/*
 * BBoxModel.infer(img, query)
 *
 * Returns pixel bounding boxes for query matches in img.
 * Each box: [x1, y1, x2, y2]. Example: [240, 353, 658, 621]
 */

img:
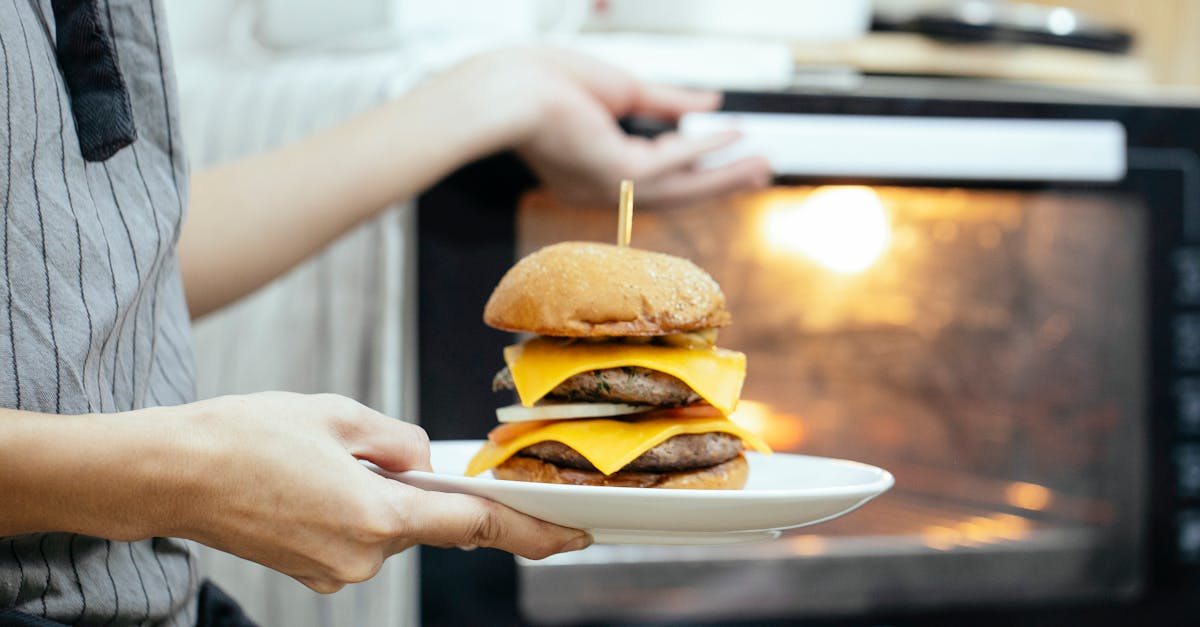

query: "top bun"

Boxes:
[484, 241, 731, 337]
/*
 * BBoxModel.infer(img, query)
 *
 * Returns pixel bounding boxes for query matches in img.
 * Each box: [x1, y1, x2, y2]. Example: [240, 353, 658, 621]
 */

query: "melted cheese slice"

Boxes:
[504, 338, 747, 415]
[466, 415, 772, 476]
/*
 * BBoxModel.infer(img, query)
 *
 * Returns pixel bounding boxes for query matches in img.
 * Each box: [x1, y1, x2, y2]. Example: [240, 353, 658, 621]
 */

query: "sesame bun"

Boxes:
[483, 241, 731, 337]
[492, 454, 748, 489]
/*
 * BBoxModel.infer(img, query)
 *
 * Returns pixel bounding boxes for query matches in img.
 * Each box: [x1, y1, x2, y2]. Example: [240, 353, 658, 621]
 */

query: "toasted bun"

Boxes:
[493, 453, 748, 489]
[484, 242, 731, 337]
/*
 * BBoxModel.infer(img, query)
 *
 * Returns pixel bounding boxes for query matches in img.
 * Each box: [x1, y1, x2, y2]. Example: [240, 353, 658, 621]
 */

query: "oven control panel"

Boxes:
[1172, 245, 1200, 572]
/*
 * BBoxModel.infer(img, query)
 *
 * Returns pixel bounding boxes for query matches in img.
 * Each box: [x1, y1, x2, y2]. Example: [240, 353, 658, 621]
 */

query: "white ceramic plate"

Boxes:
[383, 440, 893, 545]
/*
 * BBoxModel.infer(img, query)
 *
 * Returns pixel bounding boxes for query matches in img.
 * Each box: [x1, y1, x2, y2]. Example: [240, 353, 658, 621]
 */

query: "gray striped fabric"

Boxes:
[1, 1, 198, 625]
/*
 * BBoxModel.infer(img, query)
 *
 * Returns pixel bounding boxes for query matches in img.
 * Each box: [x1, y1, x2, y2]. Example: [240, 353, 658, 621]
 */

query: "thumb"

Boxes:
[401, 490, 591, 560]
[338, 405, 432, 473]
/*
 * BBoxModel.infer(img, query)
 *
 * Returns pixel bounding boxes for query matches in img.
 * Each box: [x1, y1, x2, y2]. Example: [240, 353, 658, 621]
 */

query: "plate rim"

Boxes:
[397, 439, 895, 500]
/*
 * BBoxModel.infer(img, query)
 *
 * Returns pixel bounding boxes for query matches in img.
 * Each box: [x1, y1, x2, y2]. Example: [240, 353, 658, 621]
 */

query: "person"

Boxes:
[0, 2, 771, 626]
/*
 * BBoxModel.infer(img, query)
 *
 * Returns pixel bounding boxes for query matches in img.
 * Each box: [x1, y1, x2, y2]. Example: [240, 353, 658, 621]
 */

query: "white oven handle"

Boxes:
[680, 112, 1127, 182]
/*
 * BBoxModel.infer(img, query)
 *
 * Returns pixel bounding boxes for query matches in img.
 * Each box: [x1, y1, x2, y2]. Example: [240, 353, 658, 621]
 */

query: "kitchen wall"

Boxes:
[1026, 0, 1200, 86]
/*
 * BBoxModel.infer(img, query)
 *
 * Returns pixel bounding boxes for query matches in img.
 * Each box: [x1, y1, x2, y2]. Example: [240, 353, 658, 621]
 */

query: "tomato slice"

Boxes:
[641, 403, 725, 419]
[487, 419, 556, 445]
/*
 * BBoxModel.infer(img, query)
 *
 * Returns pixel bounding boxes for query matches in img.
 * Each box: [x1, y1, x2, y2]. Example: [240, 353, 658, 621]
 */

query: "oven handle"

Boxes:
[680, 112, 1126, 182]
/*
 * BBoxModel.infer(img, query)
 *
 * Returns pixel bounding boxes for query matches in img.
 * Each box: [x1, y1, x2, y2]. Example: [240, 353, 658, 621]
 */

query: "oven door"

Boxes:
[416, 85, 1200, 626]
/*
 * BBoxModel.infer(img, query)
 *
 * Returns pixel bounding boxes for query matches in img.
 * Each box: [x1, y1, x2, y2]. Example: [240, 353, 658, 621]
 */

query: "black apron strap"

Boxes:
[49, 0, 137, 161]
[0, 608, 69, 627]
[196, 580, 259, 627]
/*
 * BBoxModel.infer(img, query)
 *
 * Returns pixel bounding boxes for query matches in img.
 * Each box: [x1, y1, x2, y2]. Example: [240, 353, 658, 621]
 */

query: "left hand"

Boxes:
[465, 48, 771, 209]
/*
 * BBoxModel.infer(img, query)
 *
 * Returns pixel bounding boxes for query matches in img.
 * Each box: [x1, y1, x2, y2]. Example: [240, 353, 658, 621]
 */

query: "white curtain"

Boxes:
[169, 16, 425, 627]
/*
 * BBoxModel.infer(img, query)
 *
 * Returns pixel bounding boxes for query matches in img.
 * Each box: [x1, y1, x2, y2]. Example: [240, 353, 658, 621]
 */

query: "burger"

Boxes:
[465, 241, 770, 489]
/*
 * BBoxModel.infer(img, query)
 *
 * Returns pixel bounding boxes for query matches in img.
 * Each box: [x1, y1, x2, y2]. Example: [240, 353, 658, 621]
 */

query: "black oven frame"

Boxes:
[416, 78, 1200, 626]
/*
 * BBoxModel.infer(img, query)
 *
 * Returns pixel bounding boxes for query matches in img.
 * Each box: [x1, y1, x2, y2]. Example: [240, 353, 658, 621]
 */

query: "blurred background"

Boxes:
[160, 1, 1200, 626]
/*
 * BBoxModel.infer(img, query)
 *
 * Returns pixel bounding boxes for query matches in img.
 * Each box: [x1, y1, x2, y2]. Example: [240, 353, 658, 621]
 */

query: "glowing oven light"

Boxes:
[1005, 481, 1053, 511]
[727, 400, 806, 450]
[762, 186, 891, 273]
[921, 515, 1033, 551]
[786, 535, 826, 556]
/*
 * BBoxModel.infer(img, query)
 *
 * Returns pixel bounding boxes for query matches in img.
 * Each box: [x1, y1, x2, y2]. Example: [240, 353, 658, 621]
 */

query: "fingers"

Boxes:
[542, 48, 719, 119]
[540, 48, 641, 114]
[634, 130, 741, 179]
[629, 84, 721, 120]
[637, 155, 772, 210]
[402, 490, 591, 560]
[328, 397, 432, 473]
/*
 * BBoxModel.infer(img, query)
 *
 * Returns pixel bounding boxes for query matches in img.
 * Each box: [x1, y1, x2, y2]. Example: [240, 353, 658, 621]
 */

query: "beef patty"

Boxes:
[493, 366, 701, 407]
[517, 432, 743, 473]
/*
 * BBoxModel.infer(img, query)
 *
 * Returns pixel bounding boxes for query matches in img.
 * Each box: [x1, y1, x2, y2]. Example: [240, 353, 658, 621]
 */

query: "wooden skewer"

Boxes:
[617, 179, 633, 247]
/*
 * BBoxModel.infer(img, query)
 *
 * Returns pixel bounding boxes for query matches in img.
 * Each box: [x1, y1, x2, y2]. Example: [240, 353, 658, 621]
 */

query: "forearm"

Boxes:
[1, 392, 587, 589]
[0, 406, 194, 539]
[180, 58, 540, 318]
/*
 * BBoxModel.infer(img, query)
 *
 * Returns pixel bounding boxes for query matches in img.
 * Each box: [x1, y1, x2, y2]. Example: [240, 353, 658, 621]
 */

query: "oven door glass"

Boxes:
[513, 184, 1147, 624]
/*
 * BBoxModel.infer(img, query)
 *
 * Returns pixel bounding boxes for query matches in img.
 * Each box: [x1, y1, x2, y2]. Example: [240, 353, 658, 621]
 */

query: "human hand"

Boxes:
[463, 48, 771, 209]
[168, 392, 589, 593]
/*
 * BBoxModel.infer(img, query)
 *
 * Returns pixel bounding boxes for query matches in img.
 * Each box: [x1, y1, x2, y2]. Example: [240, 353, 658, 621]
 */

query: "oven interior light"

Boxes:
[786, 535, 827, 556]
[1004, 481, 1053, 511]
[921, 514, 1032, 551]
[763, 186, 890, 274]
[727, 400, 806, 450]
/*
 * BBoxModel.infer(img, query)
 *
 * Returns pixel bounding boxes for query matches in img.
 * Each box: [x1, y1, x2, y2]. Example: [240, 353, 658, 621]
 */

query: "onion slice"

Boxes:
[495, 401, 649, 423]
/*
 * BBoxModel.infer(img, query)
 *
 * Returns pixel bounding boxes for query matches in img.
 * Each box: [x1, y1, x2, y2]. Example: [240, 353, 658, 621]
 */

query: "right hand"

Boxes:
[165, 392, 590, 593]
[452, 48, 771, 210]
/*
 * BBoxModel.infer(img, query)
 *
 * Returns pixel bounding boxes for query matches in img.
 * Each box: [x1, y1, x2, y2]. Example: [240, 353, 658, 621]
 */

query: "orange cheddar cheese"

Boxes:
[503, 338, 747, 415]
[466, 415, 771, 477]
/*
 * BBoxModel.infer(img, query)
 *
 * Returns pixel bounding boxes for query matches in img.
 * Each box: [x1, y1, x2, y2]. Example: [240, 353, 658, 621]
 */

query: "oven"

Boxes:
[416, 77, 1200, 626]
